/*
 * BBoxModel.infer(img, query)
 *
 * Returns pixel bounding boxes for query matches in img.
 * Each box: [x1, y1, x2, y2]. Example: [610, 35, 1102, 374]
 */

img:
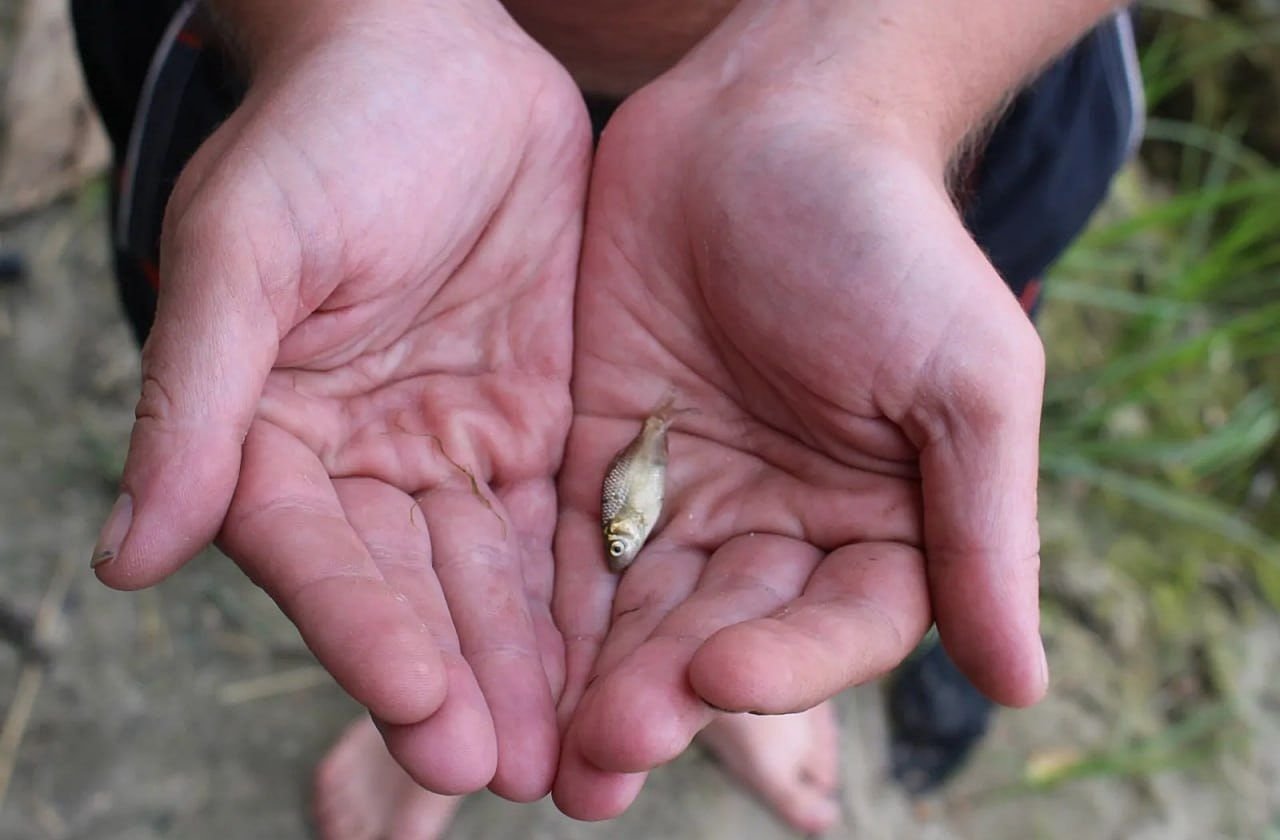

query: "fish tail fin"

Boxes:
[650, 390, 696, 431]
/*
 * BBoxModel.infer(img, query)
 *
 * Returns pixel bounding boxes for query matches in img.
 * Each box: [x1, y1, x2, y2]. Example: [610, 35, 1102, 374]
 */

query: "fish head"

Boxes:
[604, 517, 645, 573]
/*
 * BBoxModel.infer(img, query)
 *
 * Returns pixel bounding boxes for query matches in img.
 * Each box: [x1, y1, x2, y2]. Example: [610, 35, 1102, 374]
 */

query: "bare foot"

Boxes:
[696, 702, 841, 835]
[314, 715, 464, 840]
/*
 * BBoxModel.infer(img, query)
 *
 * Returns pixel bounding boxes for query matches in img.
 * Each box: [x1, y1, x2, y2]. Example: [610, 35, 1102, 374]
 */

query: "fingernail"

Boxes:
[91, 493, 133, 568]
[1038, 640, 1050, 689]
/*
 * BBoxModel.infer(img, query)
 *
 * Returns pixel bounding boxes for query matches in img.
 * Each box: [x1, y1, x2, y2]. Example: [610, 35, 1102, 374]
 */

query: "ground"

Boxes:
[0, 3, 1277, 839]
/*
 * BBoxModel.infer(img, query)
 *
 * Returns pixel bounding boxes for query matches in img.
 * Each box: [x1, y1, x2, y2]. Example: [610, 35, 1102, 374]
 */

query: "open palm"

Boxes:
[93, 11, 590, 801]
[552, 81, 1047, 818]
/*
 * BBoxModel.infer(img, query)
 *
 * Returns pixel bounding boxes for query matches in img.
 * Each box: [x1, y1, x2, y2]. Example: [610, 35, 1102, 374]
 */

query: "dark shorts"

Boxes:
[71, 1, 1144, 342]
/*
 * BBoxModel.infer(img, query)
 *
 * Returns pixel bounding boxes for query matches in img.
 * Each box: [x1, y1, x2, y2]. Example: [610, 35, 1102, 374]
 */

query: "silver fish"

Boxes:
[601, 396, 686, 573]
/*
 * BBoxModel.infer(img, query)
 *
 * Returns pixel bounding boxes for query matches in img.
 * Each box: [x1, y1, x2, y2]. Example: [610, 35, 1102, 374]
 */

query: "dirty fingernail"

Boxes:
[91, 493, 133, 568]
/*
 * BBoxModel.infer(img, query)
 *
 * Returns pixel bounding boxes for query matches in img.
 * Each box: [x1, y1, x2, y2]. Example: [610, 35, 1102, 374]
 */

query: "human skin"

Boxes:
[89, 0, 591, 801]
[549, 0, 1124, 818]
[88, 0, 1125, 815]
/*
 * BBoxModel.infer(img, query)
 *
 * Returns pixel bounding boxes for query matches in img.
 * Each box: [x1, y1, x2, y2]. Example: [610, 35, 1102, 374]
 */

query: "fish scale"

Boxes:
[599, 396, 686, 572]
[601, 454, 632, 525]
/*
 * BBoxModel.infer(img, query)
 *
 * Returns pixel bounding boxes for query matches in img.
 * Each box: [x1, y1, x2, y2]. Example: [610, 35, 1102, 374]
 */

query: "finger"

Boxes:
[915, 298, 1048, 707]
[421, 484, 558, 803]
[220, 423, 446, 726]
[554, 636, 704, 820]
[499, 478, 565, 705]
[589, 540, 705, 680]
[92, 167, 295, 588]
[377, 655, 497, 795]
[689, 541, 931, 714]
[547, 541, 705, 819]
[574, 534, 821, 774]
[334, 478, 497, 792]
[553, 534, 820, 822]
[551, 748, 648, 823]
[551, 505, 618, 728]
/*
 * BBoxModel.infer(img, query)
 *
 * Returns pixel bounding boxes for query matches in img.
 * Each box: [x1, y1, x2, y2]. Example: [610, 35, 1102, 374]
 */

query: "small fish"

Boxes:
[601, 395, 689, 573]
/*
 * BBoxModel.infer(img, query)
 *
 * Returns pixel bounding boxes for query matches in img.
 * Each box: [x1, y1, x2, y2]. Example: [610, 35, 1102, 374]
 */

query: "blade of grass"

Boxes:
[1171, 200, 1280, 299]
[1041, 454, 1280, 605]
[1142, 118, 1272, 179]
[1181, 117, 1247, 258]
[1143, 23, 1280, 108]
[1045, 301, 1280, 405]
[1078, 175, 1280, 250]
[1043, 390, 1279, 475]
[1020, 702, 1236, 792]
[1043, 281, 1195, 320]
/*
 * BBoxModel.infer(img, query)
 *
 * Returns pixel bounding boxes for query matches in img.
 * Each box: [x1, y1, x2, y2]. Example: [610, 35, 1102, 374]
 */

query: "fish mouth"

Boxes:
[607, 554, 634, 574]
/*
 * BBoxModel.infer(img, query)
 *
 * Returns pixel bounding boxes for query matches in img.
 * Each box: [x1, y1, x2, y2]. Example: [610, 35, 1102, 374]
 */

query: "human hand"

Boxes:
[90, 0, 590, 801]
[551, 5, 1050, 819]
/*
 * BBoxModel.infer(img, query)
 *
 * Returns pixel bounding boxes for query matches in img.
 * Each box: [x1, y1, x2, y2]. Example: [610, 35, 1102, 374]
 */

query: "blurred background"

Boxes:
[0, 1, 1277, 838]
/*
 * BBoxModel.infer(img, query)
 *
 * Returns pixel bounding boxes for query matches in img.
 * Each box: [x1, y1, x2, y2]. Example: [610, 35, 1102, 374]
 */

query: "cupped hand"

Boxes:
[552, 70, 1047, 818]
[90, 1, 591, 801]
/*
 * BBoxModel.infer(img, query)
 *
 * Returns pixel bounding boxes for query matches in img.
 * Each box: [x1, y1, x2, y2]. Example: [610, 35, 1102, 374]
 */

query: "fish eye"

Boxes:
[608, 540, 626, 558]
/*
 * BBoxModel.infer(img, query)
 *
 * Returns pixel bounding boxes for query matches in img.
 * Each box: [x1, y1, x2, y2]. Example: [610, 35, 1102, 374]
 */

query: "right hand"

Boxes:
[90, 0, 590, 801]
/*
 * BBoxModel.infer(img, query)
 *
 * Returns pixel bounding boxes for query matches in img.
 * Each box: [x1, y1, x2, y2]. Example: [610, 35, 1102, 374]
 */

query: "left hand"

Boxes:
[550, 17, 1048, 819]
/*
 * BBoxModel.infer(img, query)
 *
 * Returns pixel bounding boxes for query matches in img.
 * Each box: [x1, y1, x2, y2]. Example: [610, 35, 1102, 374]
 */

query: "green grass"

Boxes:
[1041, 4, 1280, 599]
[1024, 3, 1280, 802]
[1014, 702, 1239, 795]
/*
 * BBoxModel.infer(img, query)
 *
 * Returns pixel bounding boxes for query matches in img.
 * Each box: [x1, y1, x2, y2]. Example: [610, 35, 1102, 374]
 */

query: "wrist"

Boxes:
[206, 0, 368, 72]
[673, 0, 1124, 179]
[205, 0, 513, 79]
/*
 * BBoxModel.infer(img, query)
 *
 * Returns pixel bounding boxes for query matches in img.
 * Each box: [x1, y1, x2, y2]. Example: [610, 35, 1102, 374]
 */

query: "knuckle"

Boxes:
[133, 370, 180, 426]
[434, 542, 509, 575]
[937, 319, 1044, 434]
[159, 156, 308, 326]
[467, 640, 541, 669]
[161, 176, 239, 258]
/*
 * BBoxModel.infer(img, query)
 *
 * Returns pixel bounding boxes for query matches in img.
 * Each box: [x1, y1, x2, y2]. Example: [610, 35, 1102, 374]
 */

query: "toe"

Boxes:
[760, 779, 841, 837]
[312, 717, 399, 840]
[313, 715, 467, 840]
[799, 703, 841, 793]
[389, 790, 463, 840]
[696, 710, 844, 835]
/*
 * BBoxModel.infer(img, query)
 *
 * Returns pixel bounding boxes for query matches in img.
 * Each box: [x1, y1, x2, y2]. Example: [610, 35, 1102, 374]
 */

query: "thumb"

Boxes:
[92, 182, 292, 590]
[912, 274, 1049, 709]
